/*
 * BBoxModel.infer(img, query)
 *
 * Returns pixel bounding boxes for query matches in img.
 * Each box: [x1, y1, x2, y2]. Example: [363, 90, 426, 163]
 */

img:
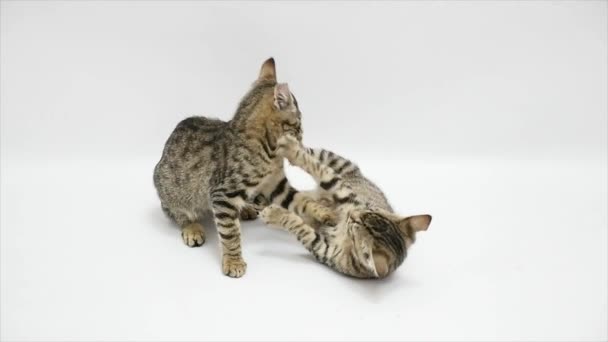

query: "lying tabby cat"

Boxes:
[153, 59, 335, 278]
[261, 136, 431, 278]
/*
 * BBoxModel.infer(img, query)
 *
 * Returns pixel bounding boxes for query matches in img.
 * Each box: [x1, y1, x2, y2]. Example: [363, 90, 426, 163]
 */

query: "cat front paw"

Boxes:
[222, 256, 247, 278]
[239, 205, 258, 221]
[314, 207, 338, 227]
[260, 204, 289, 227]
[302, 200, 338, 227]
[276, 134, 301, 158]
[250, 193, 270, 211]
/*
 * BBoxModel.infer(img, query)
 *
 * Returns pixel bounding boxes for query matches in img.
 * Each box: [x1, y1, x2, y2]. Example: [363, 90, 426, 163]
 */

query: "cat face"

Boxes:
[348, 210, 431, 278]
[256, 58, 302, 141]
[273, 84, 302, 141]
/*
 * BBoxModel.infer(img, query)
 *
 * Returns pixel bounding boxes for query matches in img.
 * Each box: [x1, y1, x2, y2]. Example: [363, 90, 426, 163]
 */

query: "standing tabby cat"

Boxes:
[153, 59, 335, 278]
[261, 136, 431, 278]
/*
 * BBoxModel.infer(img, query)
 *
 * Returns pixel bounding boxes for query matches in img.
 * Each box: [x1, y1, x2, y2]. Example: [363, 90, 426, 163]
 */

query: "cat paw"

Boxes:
[260, 205, 288, 226]
[239, 206, 258, 221]
[222, 256, 247, 278]
[250, 194, 270, 211]
[276, 134, 301, 157]
[315, 208, 338, 227]
[182, 223, 205, 247]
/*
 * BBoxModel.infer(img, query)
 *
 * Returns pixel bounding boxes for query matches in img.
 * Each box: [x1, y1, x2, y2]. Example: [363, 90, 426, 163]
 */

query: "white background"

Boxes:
[1, 1, 606, 341]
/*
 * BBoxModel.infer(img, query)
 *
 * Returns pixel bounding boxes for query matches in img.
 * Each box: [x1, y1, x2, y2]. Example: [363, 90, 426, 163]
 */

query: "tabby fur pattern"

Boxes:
[153, 59, 335, 278]
[261, 136, 431, 278]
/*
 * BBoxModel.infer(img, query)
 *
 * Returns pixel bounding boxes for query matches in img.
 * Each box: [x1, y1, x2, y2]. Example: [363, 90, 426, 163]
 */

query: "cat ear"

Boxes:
[400, 214, 432, 234]
[258, 57, 277, 82]
[274, 83, 291, 110]
[372, 252, 390, 278]
[360, 243, 381, 278]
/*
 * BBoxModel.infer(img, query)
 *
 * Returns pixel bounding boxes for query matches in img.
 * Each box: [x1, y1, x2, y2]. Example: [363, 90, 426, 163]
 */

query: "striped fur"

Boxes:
[153, 59, 334, 278]
[261, 136, 432, 278]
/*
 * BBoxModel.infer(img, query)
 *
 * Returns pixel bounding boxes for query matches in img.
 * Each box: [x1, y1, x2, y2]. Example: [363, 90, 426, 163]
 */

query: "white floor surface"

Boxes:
[1, 156, 606, 341]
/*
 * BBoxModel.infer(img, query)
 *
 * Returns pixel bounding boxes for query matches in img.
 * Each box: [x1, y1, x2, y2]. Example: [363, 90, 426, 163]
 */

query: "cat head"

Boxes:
[234, 58, 302, 140]
[348, 210, 431, 278]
